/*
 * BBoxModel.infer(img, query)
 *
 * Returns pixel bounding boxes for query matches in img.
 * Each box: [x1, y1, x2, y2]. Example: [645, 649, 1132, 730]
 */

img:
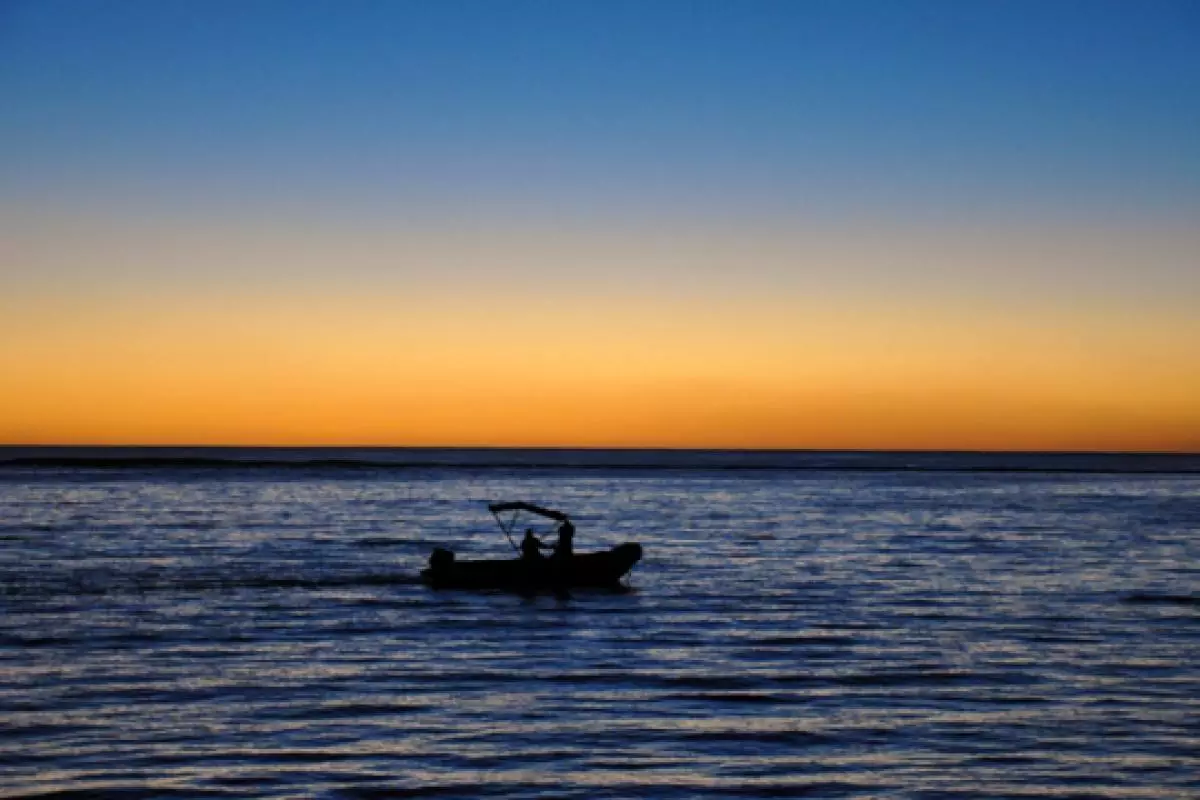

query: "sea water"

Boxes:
[1, 449, 1197, 799]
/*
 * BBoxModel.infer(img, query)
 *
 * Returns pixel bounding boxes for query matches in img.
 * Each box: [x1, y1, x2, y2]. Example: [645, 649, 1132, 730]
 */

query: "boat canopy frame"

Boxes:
[487, 501, 570, 522]
[488, 501, 571, 554]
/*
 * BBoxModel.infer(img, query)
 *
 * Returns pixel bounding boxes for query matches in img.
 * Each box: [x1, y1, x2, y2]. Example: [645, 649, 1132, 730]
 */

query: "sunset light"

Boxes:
[2, 1, 1197, 450]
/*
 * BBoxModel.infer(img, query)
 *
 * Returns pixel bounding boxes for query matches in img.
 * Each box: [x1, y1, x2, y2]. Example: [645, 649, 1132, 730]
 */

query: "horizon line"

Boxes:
[2, 444, 1198, 457]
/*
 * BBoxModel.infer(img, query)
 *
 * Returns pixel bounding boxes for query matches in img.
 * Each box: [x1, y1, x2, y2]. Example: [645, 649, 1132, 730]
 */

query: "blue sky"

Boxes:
[3, 0, 1198, 220]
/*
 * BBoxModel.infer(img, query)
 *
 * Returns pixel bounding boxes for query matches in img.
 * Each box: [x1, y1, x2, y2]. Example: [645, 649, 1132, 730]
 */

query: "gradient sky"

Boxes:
[2, 0, 1198, 449]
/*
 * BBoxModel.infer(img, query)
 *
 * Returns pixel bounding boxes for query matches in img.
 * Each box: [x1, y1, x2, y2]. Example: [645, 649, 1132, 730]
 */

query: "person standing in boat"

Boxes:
[547, 519, 575, 599]
[550, 519, 575, 561]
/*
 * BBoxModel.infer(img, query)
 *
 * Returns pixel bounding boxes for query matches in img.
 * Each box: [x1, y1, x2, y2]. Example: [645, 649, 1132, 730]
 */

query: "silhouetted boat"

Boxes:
[420, 501, 643, 591]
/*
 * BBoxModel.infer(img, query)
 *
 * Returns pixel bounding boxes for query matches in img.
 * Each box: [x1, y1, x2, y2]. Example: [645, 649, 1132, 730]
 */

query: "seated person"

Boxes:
[520, 528, 546, 561]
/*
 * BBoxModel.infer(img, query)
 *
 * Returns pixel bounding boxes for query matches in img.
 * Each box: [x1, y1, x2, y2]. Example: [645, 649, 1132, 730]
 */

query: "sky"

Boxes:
[1, 0, 1198, 450]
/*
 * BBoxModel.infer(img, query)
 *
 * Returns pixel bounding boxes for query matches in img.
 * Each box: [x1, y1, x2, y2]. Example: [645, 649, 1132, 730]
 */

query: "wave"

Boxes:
[6, 790, 232, 800]
[353, 537, 415, 548]
[1121, 592, 1200, 607]
[1, 570, 424, 600]
[2, 447, 1198, 473]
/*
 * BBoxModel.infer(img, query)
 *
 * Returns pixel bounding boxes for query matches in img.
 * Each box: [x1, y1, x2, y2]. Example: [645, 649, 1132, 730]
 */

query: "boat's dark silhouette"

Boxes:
[420, 501, 642, 592]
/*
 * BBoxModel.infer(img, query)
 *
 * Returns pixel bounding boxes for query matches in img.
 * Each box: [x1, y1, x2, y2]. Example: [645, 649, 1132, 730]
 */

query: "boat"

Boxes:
[420, 501, 643, 591]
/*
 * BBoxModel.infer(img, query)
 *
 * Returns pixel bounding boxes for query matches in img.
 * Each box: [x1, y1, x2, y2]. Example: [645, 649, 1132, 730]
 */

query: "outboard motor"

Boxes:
[429, 547, 455, 572]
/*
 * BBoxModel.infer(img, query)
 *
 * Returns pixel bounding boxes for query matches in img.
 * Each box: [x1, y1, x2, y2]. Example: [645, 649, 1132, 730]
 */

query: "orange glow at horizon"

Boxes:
[2, 282, 1197, 451]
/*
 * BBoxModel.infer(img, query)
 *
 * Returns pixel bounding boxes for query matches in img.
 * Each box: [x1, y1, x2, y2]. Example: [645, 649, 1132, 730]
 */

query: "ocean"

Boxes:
[1, 448, 1197, 799]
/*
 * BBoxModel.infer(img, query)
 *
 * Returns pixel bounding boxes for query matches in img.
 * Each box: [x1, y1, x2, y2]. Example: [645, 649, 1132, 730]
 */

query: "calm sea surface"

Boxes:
[1, 449, 1197, 799]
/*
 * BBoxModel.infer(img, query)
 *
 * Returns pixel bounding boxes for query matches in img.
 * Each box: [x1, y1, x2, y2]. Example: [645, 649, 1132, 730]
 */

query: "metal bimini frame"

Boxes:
[487, 501, 570, 554]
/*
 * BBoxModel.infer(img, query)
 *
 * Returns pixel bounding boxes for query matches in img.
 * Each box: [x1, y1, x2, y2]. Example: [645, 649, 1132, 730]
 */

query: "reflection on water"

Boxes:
[1, 466, 1197, 798]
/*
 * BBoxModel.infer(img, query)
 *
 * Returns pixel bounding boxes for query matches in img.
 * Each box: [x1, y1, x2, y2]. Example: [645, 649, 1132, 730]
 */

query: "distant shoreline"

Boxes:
[1, 446, 1197, 474]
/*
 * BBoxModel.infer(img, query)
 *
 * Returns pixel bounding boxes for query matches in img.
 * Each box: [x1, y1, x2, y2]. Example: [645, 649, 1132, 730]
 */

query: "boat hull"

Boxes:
[421, 542, 642, 591]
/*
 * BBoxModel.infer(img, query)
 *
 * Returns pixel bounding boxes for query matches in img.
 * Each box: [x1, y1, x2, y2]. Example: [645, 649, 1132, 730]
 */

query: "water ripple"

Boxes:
[1, 469, 1196, 798]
